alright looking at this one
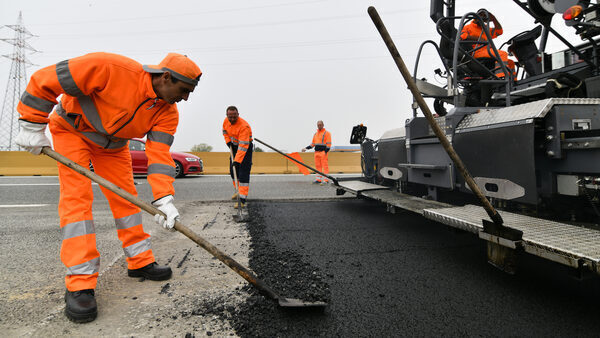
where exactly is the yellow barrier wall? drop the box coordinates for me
[0,151,361,176]
[0,151,60,176]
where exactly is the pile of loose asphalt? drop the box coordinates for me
[184,202,331,337]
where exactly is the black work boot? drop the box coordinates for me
[128,262,172,280]
[65,289,97,323]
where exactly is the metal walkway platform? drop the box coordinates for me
[336,180,600,274]
[337,180,452,214]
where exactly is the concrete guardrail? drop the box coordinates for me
[0,151,361,176]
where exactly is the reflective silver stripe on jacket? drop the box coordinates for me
[239,183,249,186]
[123,238,152,257]
[239,194,247,199]
[115,212,142,230]
[20,91,55,113]
[238,145,248,152]
[148,163,176,177]
[56,60,84,97]
[56,103,128,149]
[239,140,250,145]
[82,132,128,149]
[78,96,108,134]
[61,220,95,240]
[66,257,100,275]
[147,131,174,146]
[55,60,128,149]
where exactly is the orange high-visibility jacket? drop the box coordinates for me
[17,52,178,200]
[222,117,253,163]
[310,129,332,152]
[460,21,503,59]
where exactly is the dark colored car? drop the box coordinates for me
[129,139,203,177]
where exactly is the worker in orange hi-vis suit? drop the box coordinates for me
[222,106,253,208]
[460,9,515,78]
[302,120,332,185]
[14,52,202,323]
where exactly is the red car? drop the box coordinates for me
[129,138,203,177]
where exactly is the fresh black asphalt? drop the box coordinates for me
[196,199,600,337]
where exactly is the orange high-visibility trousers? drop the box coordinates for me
[50,119,155,291]
[230,143,253,202]
[314,151,329,182]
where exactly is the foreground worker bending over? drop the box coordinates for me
[15,52,202,323]
[222,105,253,208]
[302,120,332,184]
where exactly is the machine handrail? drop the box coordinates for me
[412,39,452,117]
[452,12,513,106]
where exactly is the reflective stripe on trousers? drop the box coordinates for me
[314,151,329,182]
[230,144,253,201]
[50,119,155,291]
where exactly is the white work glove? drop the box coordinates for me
[15,120,51,155]
[152,195,179,230]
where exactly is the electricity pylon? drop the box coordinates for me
[0,12,38,151]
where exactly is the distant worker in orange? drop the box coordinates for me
[15,52,202,323]
[302,120,332,184]
[222,106,253,208]
[460,9,515,78]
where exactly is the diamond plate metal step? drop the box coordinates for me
[338,184,600,274]
[423,205,600,272]
[360,190,450,214]
[336,180,389,193]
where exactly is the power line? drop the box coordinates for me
[37,32,429,56]
[23,0,329,27]
[40,8,427,39]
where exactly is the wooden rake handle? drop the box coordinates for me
[41,146,280,300]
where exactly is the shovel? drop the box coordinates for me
[228,146,244,222]
[254,137,339,186]
[41,146,326,308]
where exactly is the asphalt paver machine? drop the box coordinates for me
[339,0,600,276]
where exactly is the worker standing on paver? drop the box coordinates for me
[222,106,253,208]
[302,120,332,184]
[460,9,515,78]
[15,52,202,323]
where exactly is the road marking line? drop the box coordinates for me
[0,204,50,208]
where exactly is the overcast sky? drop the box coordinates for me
[0,0,579,152]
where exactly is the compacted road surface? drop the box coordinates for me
[2,175,600,336]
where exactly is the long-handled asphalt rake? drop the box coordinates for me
[42,146,327,308]
[228,146,244,221]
